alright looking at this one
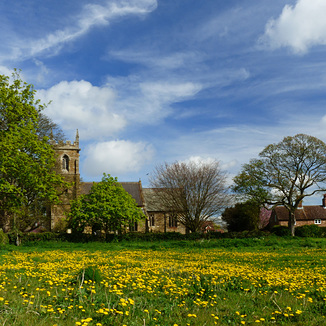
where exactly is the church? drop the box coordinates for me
[50,131,186,234]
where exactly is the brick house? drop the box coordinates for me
[269,195,326,228]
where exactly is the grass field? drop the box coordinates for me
[0,237,326,325]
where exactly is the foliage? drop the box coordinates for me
[150,160,230,233]
[68,173,144,236]
[77,266,102,284]
[0,229,9,245]
[6,231,61,245]
[233,134,326,236]
[0,71,68,231]
[295,224,323,238]
[270,225,292,237]
[221,201,260,232]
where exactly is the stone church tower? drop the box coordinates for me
[50,130,81,230]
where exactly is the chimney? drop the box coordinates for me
[298,200,303,209]
[323,194,326,208]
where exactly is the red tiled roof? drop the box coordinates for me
[274,206,326,221]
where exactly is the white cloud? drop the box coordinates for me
[31,0,157,56]
[140,81,202,105]
[83,140,154,176]
[106,76,203,124]
[38,80,126,139]
[109,50,200,70]
[0,66,13,76]
[3,0,157,61]
[184,156,216,166]
[37,76,202,141]
[261,0,326,53]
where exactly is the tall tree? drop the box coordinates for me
[68,174,144,237]
[221,201,260,232]
[233,134,326,236]
[150,160,230,233]
[0,71,67,231]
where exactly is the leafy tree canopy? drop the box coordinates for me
[233,134,326,236]
[0,71,67,231]
[221,201,260,232]
[68,173,144,236]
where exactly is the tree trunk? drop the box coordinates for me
[288,210,296,236]
[0,210,11,233]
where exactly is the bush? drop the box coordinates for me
[319,227,326,237]
[7,231,62,245]
[270,225,292,237]
[295,224,322,238]
[119,231,187,242]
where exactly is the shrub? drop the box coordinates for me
[270,225,292,236]
[319,227,326,237]
[7,231,62,245]
[295,224,322,238]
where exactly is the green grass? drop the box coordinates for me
[0,237,326,325]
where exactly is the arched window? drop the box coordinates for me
[62,154,69,171]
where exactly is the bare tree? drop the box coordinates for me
[37,113,66,142]
[149,160,230,233]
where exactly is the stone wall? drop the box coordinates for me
[147,212,186,234]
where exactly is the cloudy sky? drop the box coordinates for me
[1,0,326,202]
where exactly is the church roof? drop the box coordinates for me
[142,188,164,212]
[80,181,144,207]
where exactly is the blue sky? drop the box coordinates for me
[1,0,326,203]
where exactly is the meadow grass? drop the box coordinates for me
[0,237,326,325]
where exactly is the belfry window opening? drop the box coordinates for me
[62,154,69,171]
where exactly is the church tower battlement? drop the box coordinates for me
[52,130,81,177]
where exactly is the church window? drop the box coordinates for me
[129,221,138,232]
[168,214,178,228]
[62,155,69,171]
[149,214,155,226]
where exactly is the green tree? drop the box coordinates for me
[68,174,144,237]
[0,71,67,231]
[221,201,260,232]
[149,160,230,233]
[233,134,326,236]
